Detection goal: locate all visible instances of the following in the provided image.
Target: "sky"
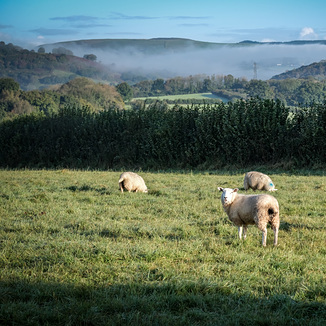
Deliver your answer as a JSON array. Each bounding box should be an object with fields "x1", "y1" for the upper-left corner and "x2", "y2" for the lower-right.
[{"x1": 1, "y1": 0, "x2": 326, "y2": 49}]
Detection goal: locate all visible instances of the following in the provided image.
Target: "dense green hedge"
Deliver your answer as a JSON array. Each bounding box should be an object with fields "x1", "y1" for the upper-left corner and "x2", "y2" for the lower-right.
[{"x1": 1, "y1": 98, "x2": 326, "y2": 169}]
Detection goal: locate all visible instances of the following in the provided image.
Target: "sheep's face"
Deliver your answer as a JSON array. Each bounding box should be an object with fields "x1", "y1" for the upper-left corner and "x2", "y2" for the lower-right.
[
  {"x1": 218, "y1": 187, "x2": 238, "y2": 206},
  {"x1": 269, "y1": 183, "x2": 277, "y2": 191}
]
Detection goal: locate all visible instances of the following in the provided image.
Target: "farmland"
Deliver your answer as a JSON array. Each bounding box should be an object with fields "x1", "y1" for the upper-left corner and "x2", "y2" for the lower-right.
[
  {"x1": 133, "y1": 92, "x2": 228, "y2": 102},
  {"x1": 1, "y1": 169, "x2": 325, "y2": 325}
]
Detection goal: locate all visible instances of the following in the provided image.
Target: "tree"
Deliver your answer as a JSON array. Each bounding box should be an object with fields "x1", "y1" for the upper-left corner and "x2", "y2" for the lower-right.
[
  {"x1": 52, "y1": 47, "x2": 73, "y2": 56},
  {"x1": 83, "y1": 54, "x2": 97, "y2": 61},
  {"x1": 151, "y1": 79, "x2": 165, "y2": 95},
  {"x1": 202, "y1": 78, "x2": 213, "y2": 92},
  {"x1": 0, "y1": 78, "x2": 20, "y2": 92},
  {"x1": 246, "y1": 80, "x2": 274, "y2": 98},
  {"x1": 116, "y1": 82, "x2": 133, "y2": 102},
  {"x1": 37, "y1": 47, "x2": 45, "y2": 54}
]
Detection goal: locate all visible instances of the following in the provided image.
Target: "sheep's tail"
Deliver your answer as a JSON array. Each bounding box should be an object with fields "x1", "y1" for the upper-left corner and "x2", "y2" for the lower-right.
[
  {"x1": 118, "y1": 176, "x2": 124, "y2": 183},
  {"x1": 267, "y1": 206, "x2": 279, "y2": 224}
]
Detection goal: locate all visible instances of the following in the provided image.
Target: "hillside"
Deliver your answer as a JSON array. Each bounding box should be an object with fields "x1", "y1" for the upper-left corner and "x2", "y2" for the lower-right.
[
  {"x1": 271, "y1": 60, "x2": 326, "y2": 80},
  {"x1": 40, "y1": 38, "x2": 229, "y2": 55},
  {"x1": 0, "y1": 41, "x2": 121, "y2": 90}
]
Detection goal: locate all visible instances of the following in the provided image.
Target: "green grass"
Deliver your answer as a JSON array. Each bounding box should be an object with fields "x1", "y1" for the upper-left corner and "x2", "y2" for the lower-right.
[
  {"x1": 1, "y1": 169, "x2": 326, "y2": 325},
  {"x1": 133, "y1": 92, "x2": 226, "y2": 101}
]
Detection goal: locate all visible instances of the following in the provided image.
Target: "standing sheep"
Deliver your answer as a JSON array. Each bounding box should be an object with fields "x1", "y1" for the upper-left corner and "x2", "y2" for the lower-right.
[
  {"x1": 217, "y1": 187, "x2": 280, "y2": 246},
  {"x1": 119, "y1": 172, "x2": 148, "y2": 193},
  {"x1": 244, "y1": 171, "x2": 277, "y2": 192}
]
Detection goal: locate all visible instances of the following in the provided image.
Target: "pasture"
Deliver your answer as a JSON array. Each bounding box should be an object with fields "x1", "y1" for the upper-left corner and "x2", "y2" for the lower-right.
[
  {"x1": 133, "y1": 92, "x2": 227, "y2": 102},
  {"x1": 1, "y1": 169, "x2": 326, "y2": 325}
]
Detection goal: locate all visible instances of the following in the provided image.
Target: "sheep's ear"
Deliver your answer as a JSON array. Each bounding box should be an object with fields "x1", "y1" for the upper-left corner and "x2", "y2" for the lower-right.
[
  {"x1": 233, "y1": 188, "x2": 239, "y2": 193},
  {"x1": 217, "y1": 187, "x2": 224, "y2": 192}
]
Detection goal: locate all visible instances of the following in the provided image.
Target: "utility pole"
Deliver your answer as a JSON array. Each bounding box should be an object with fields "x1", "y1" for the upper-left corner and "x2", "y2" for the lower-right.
[{"x1": 253, "y1": 62, "x2": 257, "y2": 80}]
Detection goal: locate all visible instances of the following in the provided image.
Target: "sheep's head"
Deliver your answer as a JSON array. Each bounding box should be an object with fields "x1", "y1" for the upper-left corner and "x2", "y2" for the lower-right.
[
  {"x1": 218, "y1": 187, "x2": 238, "y2": 206},
  {"x1": 269, "y1": 183, "x2": 277, "y2": 191}
]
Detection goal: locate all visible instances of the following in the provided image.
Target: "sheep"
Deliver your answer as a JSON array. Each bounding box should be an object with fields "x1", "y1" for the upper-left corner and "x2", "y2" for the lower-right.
[
  {"x1": 217, "y1": 187, "x2": 280, "y2": 246},
  {"x1": 244, "y1": 171, "x2": 277, "y2": 192},
  {"x1": 118, "y1": 172, "x2": 148, "y2": 193}
]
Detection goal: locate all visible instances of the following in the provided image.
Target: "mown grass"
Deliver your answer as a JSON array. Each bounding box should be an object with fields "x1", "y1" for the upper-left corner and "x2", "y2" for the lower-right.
[
  {"x1": 0, "y1": 169, "x2": 325, "y2": 325},
  {"x1": 133, "y1": 92, "x2": 226, "y2": 101}
]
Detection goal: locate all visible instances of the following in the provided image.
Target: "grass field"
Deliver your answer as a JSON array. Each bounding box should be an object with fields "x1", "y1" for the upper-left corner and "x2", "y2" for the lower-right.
[
  {"x1": 1, "y1": 169, "x2": 326, "y2": 325},
  {"x1": 133, "y1": 92, "x2": 228, "y2": 102}
]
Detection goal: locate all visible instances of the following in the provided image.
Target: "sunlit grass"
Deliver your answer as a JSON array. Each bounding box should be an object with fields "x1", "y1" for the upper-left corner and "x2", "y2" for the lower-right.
[{"x1": 0, "y1": 169, "x2": 325, "y2": 325}]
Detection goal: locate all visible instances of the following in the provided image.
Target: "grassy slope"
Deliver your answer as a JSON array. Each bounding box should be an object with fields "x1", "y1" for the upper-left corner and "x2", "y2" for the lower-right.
[{"x1": 0, "y1": 170, "x2": 325, "y2": 325}]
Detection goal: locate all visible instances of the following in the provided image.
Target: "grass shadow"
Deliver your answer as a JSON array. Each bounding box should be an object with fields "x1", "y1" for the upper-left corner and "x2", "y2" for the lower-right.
[
  {"x1": 66, "y1": 184, "x2": 111, "y2": 195},
  {"x1": 1, "y1": 280, "x2": 325, "y2": 325}
]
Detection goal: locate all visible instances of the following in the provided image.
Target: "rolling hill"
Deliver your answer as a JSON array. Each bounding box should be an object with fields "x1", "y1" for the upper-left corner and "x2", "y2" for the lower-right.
[
  {"x1": 0, "y1": 41, "x2": 121, "y2": 90},
  {"x1": 271, "y1": 60, "x2": 326, "y2": 80}
]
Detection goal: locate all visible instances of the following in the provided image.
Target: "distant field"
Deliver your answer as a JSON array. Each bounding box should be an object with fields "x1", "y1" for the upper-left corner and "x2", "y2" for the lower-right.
[
  {"x1": 1, "y1": 169, "x2": 326, "y2": 325},
  {"x1": 133, "y1": 92, "x2": 228, "y2": 102}
]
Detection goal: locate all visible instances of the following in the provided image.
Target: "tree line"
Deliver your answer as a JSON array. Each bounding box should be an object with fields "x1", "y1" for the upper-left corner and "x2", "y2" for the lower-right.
[
  {"x1": 131, "y1": 74, "x2": 326, "y2": 106},
  {"x1": 1, "y1": 98, "x2": 325, "y2": 170}
]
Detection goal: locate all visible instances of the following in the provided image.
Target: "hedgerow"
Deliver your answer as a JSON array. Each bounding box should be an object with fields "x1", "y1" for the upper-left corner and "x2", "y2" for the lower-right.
[{"x1": 1, "y1": 98, "x2": 325, "y2": 169}]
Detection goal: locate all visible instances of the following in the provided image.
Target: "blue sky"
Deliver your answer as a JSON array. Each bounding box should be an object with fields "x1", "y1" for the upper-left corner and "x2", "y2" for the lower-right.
[{"x1": 1, "y1": 0, "x2": 326, "y2": 48}]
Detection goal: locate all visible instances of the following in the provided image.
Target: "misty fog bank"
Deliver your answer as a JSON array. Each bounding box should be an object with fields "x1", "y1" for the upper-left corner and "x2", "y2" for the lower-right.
[{"x1": 43, "y1": 42, "x2": 326, "y2": 80}]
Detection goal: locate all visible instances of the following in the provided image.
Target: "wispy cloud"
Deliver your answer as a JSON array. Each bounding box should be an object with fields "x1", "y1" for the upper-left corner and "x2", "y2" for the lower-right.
[
  {"x1": 0, "y1": 24, "x2": 13, "y2": 29},
  {"x1": 50, "y1": 15, "x2": 100, "y2": 22},
  {"x1": 30, "y1": 28, "x2": 79, "y2": 36},
  {"x1": 49, "y1": 15, "x2": 111, "y2": 29},
  {"x1": 105, "y1": 32, "x2": 143, "y2": 36},
  {"x1": 73, "y1": 23, "x2": 112, "y2": 29},
  {"x1": 169, "y1": 16, "x2": 211, "y2": 20},
  {"x1": 109, "y1": 12, "x2": 158, "y2": 20},
  {"x1": 178, "y1": 23, "x2": 210, "y2": 27}
]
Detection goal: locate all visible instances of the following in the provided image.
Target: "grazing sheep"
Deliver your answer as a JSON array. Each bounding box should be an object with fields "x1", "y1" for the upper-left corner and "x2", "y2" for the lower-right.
[
  {"x1": 119, "y1": 172, "x2": 148, "y2": 193},
  {"x1": 244, "y1": 171, "x2": 277, "y2": 192},
  {"x1": 217, "y1": 187, "x2": 280, "y2": 246}
]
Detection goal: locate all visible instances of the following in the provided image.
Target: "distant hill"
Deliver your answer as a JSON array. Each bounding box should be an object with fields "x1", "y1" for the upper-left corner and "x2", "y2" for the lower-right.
[
  {"x1": 0, "y1": 41, "x2": 121, "y2": 90},
  {"x1": 270, "y1": 60, "x2": 326, "y2": 80},
  {"x1": 43, "y1": 38, "x2": 326, "y2": 54},
  {"x1": 40, "y1": 38, "x2": 229, "y2": 55}
]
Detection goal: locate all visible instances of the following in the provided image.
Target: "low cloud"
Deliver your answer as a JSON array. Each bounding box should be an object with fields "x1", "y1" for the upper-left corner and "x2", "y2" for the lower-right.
[{"x1": 54, "y1": 41, "x2": 326, "y2": 81}]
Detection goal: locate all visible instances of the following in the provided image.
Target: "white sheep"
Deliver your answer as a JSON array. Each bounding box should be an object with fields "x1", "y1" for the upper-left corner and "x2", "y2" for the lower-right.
[
  {"x1": 217, "y1": 187, "x2": 280, "y2": 246},
  {"x1": 118, "y1": 172, "x2": 148, "y2": 193},
  {"x1": 244, "y1": 171, "x2": 277, "y2": 192}
]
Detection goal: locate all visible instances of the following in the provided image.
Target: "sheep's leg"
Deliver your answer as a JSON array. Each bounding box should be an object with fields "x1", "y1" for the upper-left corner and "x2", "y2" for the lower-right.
[
  {"x1": 119, "y1": 182, "x2": 124, "y2": 193},
  {"x1": 262, "y1": 228, "x2": 267, "y2": 247},
  {"x1": 243, "y1": 226, "x2": 247, "y2": 239},
  {"x1": 238, "y1": 226, "x2": 243, "y2": 239},
  {"x1": 273, "y1": 227, "x2": 279, "y2": 246}
]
